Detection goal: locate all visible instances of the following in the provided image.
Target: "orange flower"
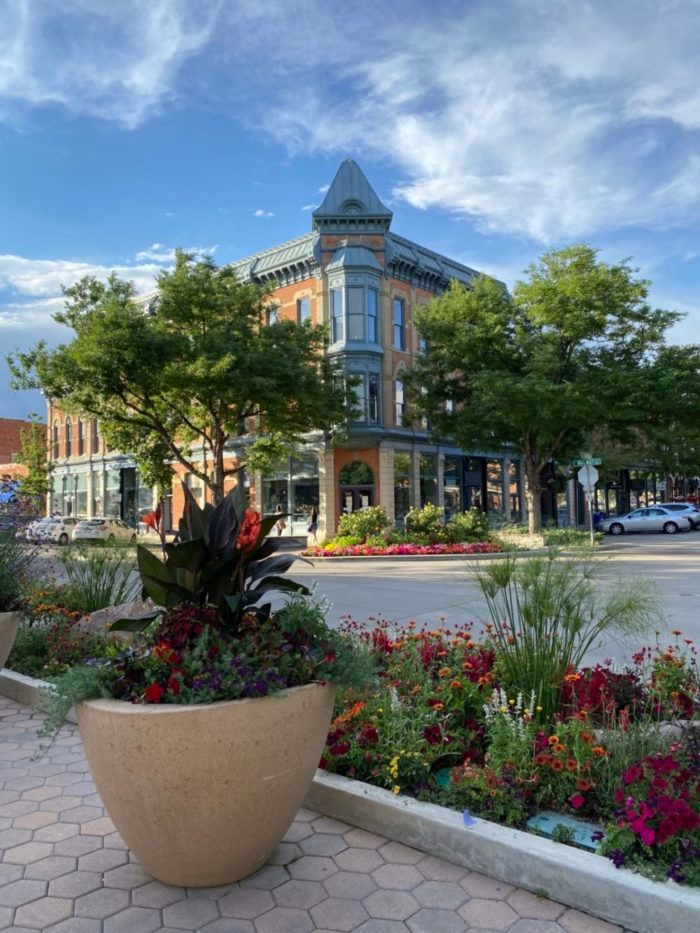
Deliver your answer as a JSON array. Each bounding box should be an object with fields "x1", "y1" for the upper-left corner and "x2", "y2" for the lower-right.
[
  {"x1": 548, "y1": 735, "x2": 559, "y2": 746},
  {"x1": 438, "y1": 667, "x2": 451, "y2": 678},
  {"x1": 576, "y1": 778, "x2": 592, "y2": 791},
  {"x1": 580, "y1": 732, "x2": 593, "y2": 743},
  {"x1": 450, "y1": 680, "x2": 461, "y2": 689},
  {"x1": 564, "y1": 672, "x2": 582, "y2": 683},
  {"x1": 592, "y1": 746, "x2": 607, "y2": 758},
  {"x1": 551, "y1": 760, "x2": 564, "y2": 772},
  {"x1": 566, "y1": 758, "x2": 577, "y2": 772},
  {"x1": 236, "y1": 508, "x2": 262, "y2": 552}
]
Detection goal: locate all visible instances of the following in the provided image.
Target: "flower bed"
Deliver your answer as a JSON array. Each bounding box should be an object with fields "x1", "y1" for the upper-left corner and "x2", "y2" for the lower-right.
[
  {"x1": 321, "y1": 616, "x2": 700, "y2": 886},
  {"x1": 305, "y1": 540, "x2": 500, "y2": 557}
]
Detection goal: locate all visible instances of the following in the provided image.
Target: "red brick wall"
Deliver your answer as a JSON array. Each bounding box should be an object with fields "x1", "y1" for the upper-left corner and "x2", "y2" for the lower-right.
[{"x1": 0, "y1": 418, "x2": 35, "y2": 463}]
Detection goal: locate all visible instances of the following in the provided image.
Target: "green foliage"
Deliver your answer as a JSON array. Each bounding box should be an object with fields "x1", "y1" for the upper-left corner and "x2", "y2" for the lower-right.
[
  {"x1": 15, "y1": 414, "x2": 51, "y2": 499},
  {"x1": 337, "y1": 506, "x2": 390, "y2": 540},
  {"x1": 551, "y1": 824, "x2": 576, "y2": 845},
  {"x1": 542, "y1": 528, "x2": 603, "y2": 546},
  {"x1": 447, "y1": 508, "x2": 491, "y2": 542},
  {"x1": 8, "y1": 254, "x2": 349, "y2": 503},
  {"x1": 408, "y1": 245, "x2": 693, "y2": 530},
  {"x1": 8, "y1": 617, "x2": 117, "y2": 679},
  {"x1": 113, "y1": 483, "x2": 309, "y2": 633},
  {"x1": 405, "y1": 503, "x2": 444, "y2": 537},
  {"x1": 37, "y1": 664, "x2": 105, "y2": 743},
  {"x1": 476, "y1": 553, "x2": 659, "y2": 717},
  {"x1": 0, "y1": 532, "x2": 36, "y2": 612},
  {"x1": 59, "y1": 545, "x2": 140, "y2": 614},
  {"x1": 321, "y1": 535, "x2": 363, "y2": 550}
]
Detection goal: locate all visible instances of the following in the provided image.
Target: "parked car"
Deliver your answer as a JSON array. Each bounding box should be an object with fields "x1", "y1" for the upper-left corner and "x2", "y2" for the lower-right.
[
  {"x1": 24, "y1": 518, "x2": 55, "y2": 543},
  {"x1": 71, "y1": 518, "x2": 137, "y2": 545},
  {"x1": 35, "y1": 517, "x2": 80, "y2": 545},
  {"x1": 658, "y1": 502, "x2": 700, "y2": 529},
  {"x1": 599, "y1": 507, "x2": 692, "y2": 535}
]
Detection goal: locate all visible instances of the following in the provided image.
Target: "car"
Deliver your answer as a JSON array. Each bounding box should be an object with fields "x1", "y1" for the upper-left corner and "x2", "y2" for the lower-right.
[
  {"x1": 658, "y1": 502, "x2": 700, "y2": 529},
  {"x1": 25, "y1": 518, "x2": 55, "y2": 543},
  {"x1": 599, "y1": 507, "x2": 692, "y2": 536},
  {"x1": 35, "y1": 517, "x2": 80, "y2": 545},
  {"x1": 71, "y1": 518, "x2": 137, "y2": 545}
]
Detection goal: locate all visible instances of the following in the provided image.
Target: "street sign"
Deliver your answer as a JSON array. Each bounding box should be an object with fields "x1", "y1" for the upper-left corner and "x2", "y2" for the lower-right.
[
  {"x1": 572, "y1": 457, "x2": 602, "y2": 467},
  {"x1": 577, "y1": 465, "x2": 599, "y2": 492}
]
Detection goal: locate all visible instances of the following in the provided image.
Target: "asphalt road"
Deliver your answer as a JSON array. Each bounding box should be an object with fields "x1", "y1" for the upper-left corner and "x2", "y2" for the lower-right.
[{"x1": 293, "y1": 533, "x2": 700, "y2": 667}]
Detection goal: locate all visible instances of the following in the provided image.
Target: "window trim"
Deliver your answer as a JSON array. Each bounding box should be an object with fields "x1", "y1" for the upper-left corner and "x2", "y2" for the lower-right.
[{"x1": 296, "y1": 297, "x2": 311, "y2": 324}]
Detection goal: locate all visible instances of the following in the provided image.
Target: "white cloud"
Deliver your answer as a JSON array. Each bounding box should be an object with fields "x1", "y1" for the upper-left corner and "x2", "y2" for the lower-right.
[
  {"x1": 253, "y1": 209, "x2": 275, "y2": 218},
  {"x1": 164, "y1": 211, "x2": 175, "y2": 218},
  {"x1": 301, "y1": 203, "x2": 317, "y2": 211},
  {"x1": 318, "y1": 184, "x2": 329, "y2": 194},
  {"x1": 0, "y1": 0, "x2": 221, "y2": 129}
]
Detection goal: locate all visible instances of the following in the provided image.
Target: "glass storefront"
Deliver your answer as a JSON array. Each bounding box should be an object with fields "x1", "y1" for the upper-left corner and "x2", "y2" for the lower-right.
[
  {"x1": 92, "y1": 470, "x2": 103, "y2": 516},
  {"x1": 393, "y1": 452, "x2": 411, "y2": 526},
  {"x1": 261, "y1": 455, "x2": 319, "y2": 534},
  {"x1": 75, "y1": 474, "x2": 88, "y2": 517},
  {"x1": 419, "y1": 454, "x2": 438, "y2": 507},
  {"x1": 52, "y1": 474, "x2": 63, "y2": 514},
  {"x1": 443, "y1": 455, "x2": 462, "y2": 517},
  {"x1": 508, "y1": 461, "x2": 521, "y2": 522},
  {"x1": 104, "y1": 470, "x2": 121, "y2": 517},
  {"x1": 486, "y1": 460, "x2": 503, "y2": 513}
]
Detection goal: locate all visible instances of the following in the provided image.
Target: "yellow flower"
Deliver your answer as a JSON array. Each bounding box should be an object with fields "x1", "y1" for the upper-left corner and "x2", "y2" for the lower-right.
[{"x1": 392, "y1": 785, "x2": 401, "y2": 795}]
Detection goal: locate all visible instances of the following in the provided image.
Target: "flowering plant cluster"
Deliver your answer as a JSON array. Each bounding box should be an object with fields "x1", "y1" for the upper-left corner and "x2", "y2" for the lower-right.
[
  {"x1": 601, "y1": 737, "x2": 700, "y2": 884},
  {"x1": 306, "y1": 541, "x2": 500, "y2": 558}
]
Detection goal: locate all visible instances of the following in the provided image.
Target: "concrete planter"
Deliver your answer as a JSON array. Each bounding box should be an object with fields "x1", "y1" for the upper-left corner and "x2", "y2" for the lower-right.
[
  {"x1": 0, "y1": 610, "x2": 21, "y2": 669},
  {"x1": 77, "y1": 682, "x2": 336, "y2": 887}
]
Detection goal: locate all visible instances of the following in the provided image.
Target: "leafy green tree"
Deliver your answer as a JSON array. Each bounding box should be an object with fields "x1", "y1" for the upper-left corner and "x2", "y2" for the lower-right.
[
  {"x1": 8, "y1": 252, "x2": 349, "y2": 504},
  {"x1": 408, "y1": 244, "x2": 697, "y2": 531},
  {"x1": 16, "y1": 414, "x2": 51, "y2": 499}
]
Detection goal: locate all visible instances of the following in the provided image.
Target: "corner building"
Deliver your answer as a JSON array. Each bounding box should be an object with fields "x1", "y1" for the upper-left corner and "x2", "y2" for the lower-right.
[{"x1": 48, "y1": 160, "x2": 522, "y2": 537}]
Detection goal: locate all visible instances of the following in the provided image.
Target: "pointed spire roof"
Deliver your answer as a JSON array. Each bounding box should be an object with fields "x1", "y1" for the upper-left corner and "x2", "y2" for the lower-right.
[{"x1": 313, "y1": 160, "x2": 392, "y2": 232}]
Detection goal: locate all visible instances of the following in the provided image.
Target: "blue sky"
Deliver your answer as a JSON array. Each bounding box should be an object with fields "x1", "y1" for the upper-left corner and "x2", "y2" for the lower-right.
[{"x1": 1, "y1": 0, "x2": 699, "y2": 419}]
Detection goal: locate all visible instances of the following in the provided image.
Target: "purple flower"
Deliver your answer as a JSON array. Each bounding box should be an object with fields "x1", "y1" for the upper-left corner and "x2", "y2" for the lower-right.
[
  {"x1": 608, "y1": 849, "x2": 626, "y2": 869},
  {"x1": 591, "y1": 830, "x2": 604, "y2": 843}
]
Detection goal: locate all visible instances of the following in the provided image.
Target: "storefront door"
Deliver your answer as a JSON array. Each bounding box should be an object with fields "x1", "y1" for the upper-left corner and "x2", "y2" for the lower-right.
[{"x1": 340, "y1": 486, "x2": 374, "y2": 514}]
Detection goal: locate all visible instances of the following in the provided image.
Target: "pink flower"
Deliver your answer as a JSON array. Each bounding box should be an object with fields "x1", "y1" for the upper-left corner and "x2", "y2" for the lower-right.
[{"x1": 569, "y1": 794, "x2": 585, "y2": 809}]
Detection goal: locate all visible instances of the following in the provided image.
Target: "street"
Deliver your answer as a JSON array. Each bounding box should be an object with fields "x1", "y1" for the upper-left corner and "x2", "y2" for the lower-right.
[{"x1": 293, "y1": 535, "x2": 700, "y2": 667}]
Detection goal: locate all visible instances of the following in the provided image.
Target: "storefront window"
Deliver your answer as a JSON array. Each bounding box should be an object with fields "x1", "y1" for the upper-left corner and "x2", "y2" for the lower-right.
[
  {"x1": 52, "y1": 473, "x2": 64, "y2": 514},
  {"x1": 444, "y1": 455, "x2": 462, "y2": 518},
  {"x1": 464, "y1": 458, "x2": 484, "y2": 511},
  {"x1": 104, "y1": 470, "x2": 121, "y2": 517},
  {"x1": 261, "y1": 456, "x2": 319, "y2": 533},
  {"x1": 487, "y1": 460, "x2": 503, "y2": 513},
  {"x1": 508, "y1": 461, "x2": 521, "y2": 522},
  {"x1": 394, "y1": 452, "x2": 411, "y2": 526},
  {"x1": 75, "y1": 473, "x2": 88, "y2": 517},
  {"x1": 420, "y1": 453, "x2": 438, "y2": 507},
  {"x1": 92, "y1": 470, "x2": 103, "y2": 516}
]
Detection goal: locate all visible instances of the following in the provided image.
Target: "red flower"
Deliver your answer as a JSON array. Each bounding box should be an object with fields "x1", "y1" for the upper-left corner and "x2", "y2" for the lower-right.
[
  {"x1": 423, "y1": 724, "x2": 443, "y2": 745},
  {"x1": 144, "y1": 683, "x2": 165, "y2": 703},
  {"x1": 358, "y1": 723, "x2": 379, "y2": 746},
  {"x1": 329, "y1": 742, "x2": 351, "y2": 756},
  {"x1": 569, "y1": 794, "x2": 585, "y2": 809},
  {"x1": 237, "y1": 509, "x2": 262, "y2": 552}
]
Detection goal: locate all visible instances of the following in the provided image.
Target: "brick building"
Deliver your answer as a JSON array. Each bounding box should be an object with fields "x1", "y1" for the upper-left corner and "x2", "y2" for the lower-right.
[
  {"x1": 47, "y1": 161, "x2": 522, "y2": 537},
  {"x1": 0, "y1": 418, "x2": 34, "y2": 480}
]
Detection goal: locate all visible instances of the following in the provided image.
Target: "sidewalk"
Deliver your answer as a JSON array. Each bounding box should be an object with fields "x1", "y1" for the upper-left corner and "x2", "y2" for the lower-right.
[{"x1": 0, "y1": 696, "x2": 625, "y2": 932}]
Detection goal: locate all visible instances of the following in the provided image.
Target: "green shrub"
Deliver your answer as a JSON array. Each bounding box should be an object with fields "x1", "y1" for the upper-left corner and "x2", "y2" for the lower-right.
[
  {"x1": 8, "y1": 617, "x2": 117, "y2": 679},
  {"x1": 337, "y1": 506, "x2": 390, "y2": 540},
  {"x1": 322, "y1": 535, "x2": 363, "y2": 550},
  {"x1": 59, "y1": 545, "x2": 140, "y2": 614},
  {"x1": 0, "y1": 532, "x2": 36, "y2": 612},
  {"x1": 404, "y1": 503, "x2": 445, "y2": 538},
  {"x1": 542, "y1": 528, "x2": 603, "y2": 546},
  {"x1": 447, "y1": 508, "x2": 490, "y2": 542}
]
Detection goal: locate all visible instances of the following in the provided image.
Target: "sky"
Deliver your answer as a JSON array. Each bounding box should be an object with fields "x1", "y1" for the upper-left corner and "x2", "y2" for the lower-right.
[{"x1": 1, "y1": 0, "x2": 699, "y2": 420}]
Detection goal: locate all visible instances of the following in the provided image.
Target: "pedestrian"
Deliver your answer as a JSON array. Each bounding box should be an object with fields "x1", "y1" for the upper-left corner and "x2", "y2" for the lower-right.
[
  {"x1": 275, "y1": 504, "x2": 287, "y2": 536},
  {"x1": 307, "y1": 506, "x2": 318, "y2": 543}
]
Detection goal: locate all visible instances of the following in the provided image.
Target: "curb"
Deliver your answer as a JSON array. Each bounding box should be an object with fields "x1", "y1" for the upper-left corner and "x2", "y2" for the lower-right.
[
  {"x1": 3, "y1": 669, "x2": 698, "y2": 932},
  {"x1": 306, "y1": 772, "x2": 700, "y2": 933}
]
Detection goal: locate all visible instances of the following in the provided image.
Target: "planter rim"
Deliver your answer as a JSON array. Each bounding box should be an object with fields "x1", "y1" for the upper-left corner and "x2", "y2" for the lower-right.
[{"x1": 78, "y1": 680, "x2": 329, "y2": 717}]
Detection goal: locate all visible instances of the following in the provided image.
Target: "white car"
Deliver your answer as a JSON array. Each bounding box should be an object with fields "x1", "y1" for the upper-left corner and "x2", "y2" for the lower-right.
[
  {"x1": 72, "y1": 518, "x2": 137, "y2": 545},
  {"x1": 25, "y1": 518, "x2": 56, "y2": 543},
  {"x1": 36, "y1": 517, "x2": 80, "y2": 545}
]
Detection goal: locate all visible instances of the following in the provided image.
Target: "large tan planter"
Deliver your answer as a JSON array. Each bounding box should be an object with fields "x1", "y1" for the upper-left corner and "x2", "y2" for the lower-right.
[
  {"x1": 0, "y1": 610, "x2": 21, "y2": 669},
  {"x1": 77, "y1": 682, "x2": 336, "y2": 886}
]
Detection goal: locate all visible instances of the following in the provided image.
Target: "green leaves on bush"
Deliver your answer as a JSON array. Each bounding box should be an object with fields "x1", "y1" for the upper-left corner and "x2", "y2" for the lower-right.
[
  {"x1": 405, "y1": 503, "x2": 444, "y2": 537},
  {"x1": 59, "y1": 546, "x2": 140, "y2": 614},
  {"x1": 0, "y1": 532, "x2": 36, "y2": 612},
  {"x1": 337, "y1": 506, "x2": 390, "y2": 540}
]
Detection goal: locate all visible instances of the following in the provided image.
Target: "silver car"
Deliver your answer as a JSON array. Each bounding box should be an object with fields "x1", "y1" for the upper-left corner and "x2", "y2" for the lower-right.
[
  {"x1": 658, "y1": 502, "x2": 700, "y2": 529},
  {"x1": 600, "y1": 507, "x2": 692, "y2": 536}
]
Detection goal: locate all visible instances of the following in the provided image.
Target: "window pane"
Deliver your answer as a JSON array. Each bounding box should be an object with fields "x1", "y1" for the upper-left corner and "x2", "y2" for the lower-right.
[
  {"x1": 394, "y1": 452, "x2": 411, "y2": 525},
  {"x1": 352, "y1": 376, "x2": 366, "y2": 422},
  {"x1": 331, "y1": 289, "x2": 344, "y2": 341},
  {"x1": 266, "y1": 306, "x2": 278, "y2": 325},
  {"x1": 368, "y1": 374, "x2": 379, "y2": 424},
  {"x1": 444, "y1": 455, "x2": 462, "y2": 518},
  {"x1": 297, "y1": 297, "x2": 311, "y2": 323},
  {"x1": 347, "y1": 287, "x2": 364, "y2": 340},
  {"x1": 395, "y1": 378, "x2": 405, "y2": 425},
  {"x1": 367, "y1": 288, "x2": 378, "y2": 342},
  {"x1": 393, "y1": 298, "x2": 405, "y2": 349},
  {"x1": 420, "y1": 454, "x2": 438, "y2": 507}
]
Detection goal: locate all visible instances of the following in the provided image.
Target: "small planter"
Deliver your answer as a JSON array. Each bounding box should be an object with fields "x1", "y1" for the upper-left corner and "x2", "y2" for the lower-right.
[
  {"x1": 0, "y1": 610, "x2": 21, "y2": 669},
  {"x1": 77, "y1": 682, "x2": 336, "y2": 887}
]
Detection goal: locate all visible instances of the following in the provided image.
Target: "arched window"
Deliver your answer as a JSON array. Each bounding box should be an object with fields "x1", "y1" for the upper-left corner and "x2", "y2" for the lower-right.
[
  {"x1": 77, "y1": 420, "x2": 85, "y2": 456},
  {"x1": 339, "y1": 461, "x2": 374, "y2": 486},
  {"x1": 65, "y1": 419, "x2": 72, "y2": 457},
  {"x1": 52, "y1": 420, "x2": 60, "y2": 460}
]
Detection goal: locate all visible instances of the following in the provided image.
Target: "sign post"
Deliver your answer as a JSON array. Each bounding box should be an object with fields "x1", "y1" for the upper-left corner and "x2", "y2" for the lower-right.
[{"x1": 577, "y1": 463, "x2": 600, "y2": 545}]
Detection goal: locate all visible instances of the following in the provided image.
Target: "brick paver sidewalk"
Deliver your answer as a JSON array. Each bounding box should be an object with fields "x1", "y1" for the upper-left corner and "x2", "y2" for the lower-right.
[{"x1": 0, "y1": 695, "x2": 623, "y2": 933}]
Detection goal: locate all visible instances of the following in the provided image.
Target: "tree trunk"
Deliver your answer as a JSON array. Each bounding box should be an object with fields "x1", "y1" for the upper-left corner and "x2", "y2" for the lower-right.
[
  {"x1": 523, "y1": 461, "x2": 543, "y2": 533},
  {"x1": 212, "y1": 433, "x2": 225, "y2": 505}
]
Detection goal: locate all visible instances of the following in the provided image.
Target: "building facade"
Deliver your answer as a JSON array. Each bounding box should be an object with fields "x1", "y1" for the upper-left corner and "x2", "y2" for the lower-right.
[{"x1": 47, "y1": 160, "x2": 523, "y2": 537}]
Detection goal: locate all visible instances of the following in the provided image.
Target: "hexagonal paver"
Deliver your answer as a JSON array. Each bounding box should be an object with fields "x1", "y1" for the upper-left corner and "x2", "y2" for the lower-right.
[
  {"x1": 416, "y1": 855, "x2": 466, "y2": 883},
  {"x1": 0, "y1": 827, "x2": 32, "y2": 848},
  {"x1": 324, "y1": 870, "x2": 378, "y2": 900},
  {"x1": 103, "y1": 906, "x2": 162, "y2": 933},
  {"x1": 14, "y1": 895, "x2": 74, "y2": 928},
  {"x1": 283, "y1": 822, "x2": 314, "y2": 842},
  {"x1": 13, "y1": 810, "x2": 58, "y2": 830},
  {"x1": 132, "y1": 881, "x2": 186, "y2": 908},
  {"x1": 510, "y1": 921, "x2": 568, "y2": 933},
  {"x1": 311, "y1": 895, "x2": 369, "y2": 931},
  {"x1": 75, "y1": 887, "x2": 130, "y2": 918},
  {"x1": 0, "y1": 879, "x2": 48, "y2": 907},
  {"x1": 267, "y1": 842, "x2": 302, "y2": 865},
  {"x1": 162, "y1": 896, "x2": 220, "y2": 929},
  {"x1": 355, "y1": 921, "x2": 413, "y2": 933},
  {"x1": 363, "y1": 888, "x2": 420, "y2": 921},
  {"x1": 219, "y1": 885, "x2": 276, "y2": 918},
  {"x1": 460, "y1": 871, "x2": 515, "y2": 899},
  {"x1": 379, "y1": 841, "x2": 424, "y2": 864},
  {"x1": 239, "y1": 864, "x2": 289, "y2": 889},
  {"x1": 80, "y1": 817, "x2": 116, "y2": 836},
  {"x1": 299, "y1": 833, "x2": 348, "y2": 857},
  {"x1": 48, "y1": 871, "x2": 104, "y2": 899},
  {"x1": 413, "y1": 880, "x2": 467, "y2": 910},
  {"x1": 103, "y1": 862, "x2": 151, "y2": 889},
  {"x1": 255, "y1": 906, "x2": 314, "y2": 933},
  {"x1": 59, "y1": 806, "x2": 103, "y2": 824},
  {"x1": 41, "y1": 796, "x2": 83, "y2": 813},
  {"x1": 560, "y1": 909, "x2": 622, "y2": 932},
  {"x1": 54, "y1": 833, "x2": 101, "y2": 856},
  {"x1": 458, "y1": 898, "x2": 519, "y2": 930},
  {"x1": 274, "y1": 879, "x2": 326, "y2": 909},
  {"x1": 335, "y1": 847, "x2": 384, "y2": 873},
  {"x1": 344, "y1": 828, "x2": 385, "y2": 849},
  {"x1": 35, "y1": 823, "x2": 81, "y2": 844},
  {"x1": 407, "y1": 907, "x2": 467, "y2": 933},
  {"x1": 77, "y1": 849, "x2": 129, "y2": 874},
  {"x1": 23, "y1": 857, "x2": 76, "y2": 883},
  {"x1": 288, "y1": 855, "x2": 338, "y2": 882},
  {"x1": 371, "y1": 863, "x2": 423, "y2": 891},
  {"x1": 4, "y1": 841, "x2": 55, "y2": 864},
  {"x1": 200, "y1": 920, "x2": 256, "y2": 933},
  {"x1": 507, "y1": 889, "x2": 566, "y2": 921}
]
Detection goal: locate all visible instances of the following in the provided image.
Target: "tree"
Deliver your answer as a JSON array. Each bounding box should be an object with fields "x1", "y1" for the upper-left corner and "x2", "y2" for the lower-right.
[
  {"x1": 16, "y1": 414, "x2": 51, "y2": 499},
  {"x1": 407, "y1": 244, "x2": 698, "y2": 531},
  {"x1": 8, "y1": 252, "x2": 350, "y2": 504}
]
